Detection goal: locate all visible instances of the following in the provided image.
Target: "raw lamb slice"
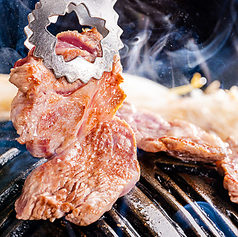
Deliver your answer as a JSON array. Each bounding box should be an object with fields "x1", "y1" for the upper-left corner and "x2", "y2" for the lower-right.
[
  {"x1": 216, "y1": 138, "x2": 238, "y2": 203},
  {"x1": 11, "y1": 29, "x2": 140, "y2": 225},
  {"x1": 117, "y1": 102, "x2": 229, "y2": 163}
]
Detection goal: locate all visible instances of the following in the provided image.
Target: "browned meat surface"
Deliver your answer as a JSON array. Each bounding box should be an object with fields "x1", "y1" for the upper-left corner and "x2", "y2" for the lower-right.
[
  {"x1": 10, "y1": 29, "x2": 120, "y2": 158},
  {"x1": 117, "y1": 102, "x2": 229, "y2": 163},
  {"x1": 216, "y1": 138, "x2": 238, "y2": 203},
  {"x1": 15, "y1": 118, "x2": 138, "y2": 226},
  {"x1": 11, "y1": 29, "x2": 139, "y2": 225},
  {"x1": 10, "y1": 57, "x2": 84, "y2": 157}
]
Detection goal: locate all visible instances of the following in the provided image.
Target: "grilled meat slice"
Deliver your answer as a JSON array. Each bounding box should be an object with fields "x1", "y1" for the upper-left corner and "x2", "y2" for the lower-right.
[
  {"x1": 55, "y1": 28, "x2": 103, "y2": 63},
  {"x1": 117, "y1": 102, "x2": 229, "y2": 163},
  {"x1": 11, "y1": 29, "x2": 139, "y2": 225},
  {"x1": 217, "y1": 138, "x2": 238, "y2": 203},
  {"x1": 10, "y1": 29, "x2": 122, "y2": 158},
  {"x1": 15, "y1": 118, "x2": 138, "y2": 226},
  {"x1": 10, "y1": 56, "x2": 84, "y2": 157}
]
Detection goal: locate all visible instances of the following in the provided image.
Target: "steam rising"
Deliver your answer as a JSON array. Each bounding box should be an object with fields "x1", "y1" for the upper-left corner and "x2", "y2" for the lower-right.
[
  {"x1": 1, "y1": 0, "x2": 238, "y2": 89},
  {"x1": 116, "y1": 0, "x2": 238, "y2": 89}
]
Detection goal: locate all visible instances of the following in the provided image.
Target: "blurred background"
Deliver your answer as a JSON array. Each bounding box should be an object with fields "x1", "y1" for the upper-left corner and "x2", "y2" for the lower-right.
[{"x1": 1, "y1": 0, "x2": 238, "y2": 89}]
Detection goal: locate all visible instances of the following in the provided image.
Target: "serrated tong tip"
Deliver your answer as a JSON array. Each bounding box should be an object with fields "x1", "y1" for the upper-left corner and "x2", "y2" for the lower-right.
[{"x1": 24, "y1": 0, "x2": 123, "y2": 83}]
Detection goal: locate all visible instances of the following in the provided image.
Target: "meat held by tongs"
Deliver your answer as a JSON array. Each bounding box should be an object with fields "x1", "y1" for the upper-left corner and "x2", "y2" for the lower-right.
[{"x1": 10, "y1": 0, "x2": 139, "y2": 226}]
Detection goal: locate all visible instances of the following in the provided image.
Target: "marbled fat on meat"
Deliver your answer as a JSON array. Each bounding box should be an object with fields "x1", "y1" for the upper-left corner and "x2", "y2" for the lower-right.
[{"x1": 11, "y1": 29, "x2": 140, "y2": 225}]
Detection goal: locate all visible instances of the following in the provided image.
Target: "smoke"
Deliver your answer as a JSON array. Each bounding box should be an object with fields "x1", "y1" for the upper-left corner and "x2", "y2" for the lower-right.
[{"x1": 115, "y1": 0, "x2": 238, "y2": 89}]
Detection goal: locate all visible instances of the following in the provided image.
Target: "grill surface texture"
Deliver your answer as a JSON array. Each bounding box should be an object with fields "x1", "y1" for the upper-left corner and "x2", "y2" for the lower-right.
[{"x1": 1, "y1": 121, "x2": 238, "y2": 236}]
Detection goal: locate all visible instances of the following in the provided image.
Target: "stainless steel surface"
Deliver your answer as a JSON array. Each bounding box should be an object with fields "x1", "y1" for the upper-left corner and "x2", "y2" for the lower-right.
[
  {"x1": 1, "y1": 121, "x2": 238, "y2": 236},
  {"x1": 24, "y1": 0, "x2": 123, "y2": 83}
]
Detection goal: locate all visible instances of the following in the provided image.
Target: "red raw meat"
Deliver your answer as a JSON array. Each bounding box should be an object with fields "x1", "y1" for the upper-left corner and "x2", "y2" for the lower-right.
[{"x1": 55, "y1": 28, "x2": 103, "y2": 62}]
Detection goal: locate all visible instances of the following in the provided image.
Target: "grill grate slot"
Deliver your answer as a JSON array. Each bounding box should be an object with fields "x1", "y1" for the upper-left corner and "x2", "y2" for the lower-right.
[
  {"x1": 114, "y1": 186, "x2": 183, "y2": 237},
  {"x1": 1, "y1": 121, "x2": 238, "y2": 236},
  {"x1": 138, "y1": 170, "x2": 208, "y2": 236},
  {"x1": 107, "y1": 208, "x2": 141, "y2": 237}
]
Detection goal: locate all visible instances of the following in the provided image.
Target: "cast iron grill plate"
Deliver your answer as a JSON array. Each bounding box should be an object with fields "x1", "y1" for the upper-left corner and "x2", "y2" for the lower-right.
[{"x1": 1, "y1": 121, "x2": 238, "y2": 236}]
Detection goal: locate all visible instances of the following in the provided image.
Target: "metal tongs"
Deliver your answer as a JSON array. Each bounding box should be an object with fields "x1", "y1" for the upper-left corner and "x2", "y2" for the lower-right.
[{"x1": 24, "y1": 0, "x2": 123, "y2": 83}]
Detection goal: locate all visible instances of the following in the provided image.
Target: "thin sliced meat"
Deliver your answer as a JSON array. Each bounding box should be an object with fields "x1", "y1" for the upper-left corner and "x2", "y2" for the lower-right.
[
  {"x1": 55, "y1": 28, "x2": 102, "y2": 62},
  {"x1": 11, "y1": 29, "x2": 139, "y2": 225},
  {"x1": 15, "y1": 117, "x2": 138, "y2": 226},
  {"x1": 117, "y1": 102, "x2": 229, "y2": 163},
  {"x1": 10, "y1": 29, "x2": 122, "y2": 158},
  {"x1": 10, "y1": 57, "x2": 84, "y2": 157},
  {"x1": 216, "y1": 138, "x2": 238, "y2": 203}
]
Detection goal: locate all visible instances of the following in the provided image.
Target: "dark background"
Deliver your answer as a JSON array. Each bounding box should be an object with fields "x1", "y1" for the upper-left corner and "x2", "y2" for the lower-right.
[{"x1": 0, "y1": 0, "x2": 237, "y2": 89}]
